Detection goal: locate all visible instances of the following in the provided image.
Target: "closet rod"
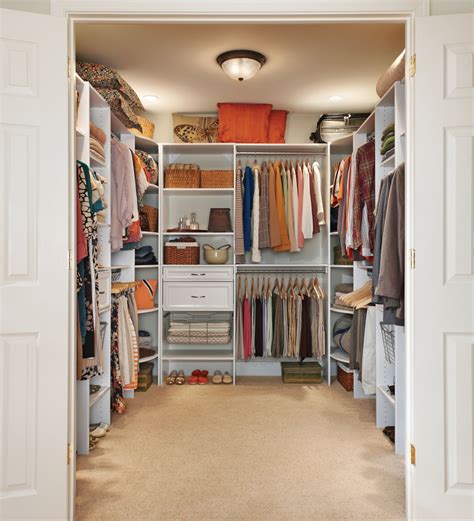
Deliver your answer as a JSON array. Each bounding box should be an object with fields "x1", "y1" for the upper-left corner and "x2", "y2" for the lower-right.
[
  {"x1": 236, "y1": 266, "x2": 327, "y2": 274},
  {"x1": 235, "y1": 152, "x2": 326, "y2": 156}
]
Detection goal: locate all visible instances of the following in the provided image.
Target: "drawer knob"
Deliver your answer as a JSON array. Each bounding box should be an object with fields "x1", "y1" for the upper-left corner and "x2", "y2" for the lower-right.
[
  {"x1": 191, "y1": 273, "x2": 206, "y2": 276},
  {"x1": 190, "y1": 295, "x2": 206, "y2": 299}
]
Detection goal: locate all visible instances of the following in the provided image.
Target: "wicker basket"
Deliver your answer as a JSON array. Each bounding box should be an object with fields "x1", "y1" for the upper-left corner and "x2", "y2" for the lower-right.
[
  {"x1": 164, "y1": 163, "x2": 200, "y2": 188},
  {"x1": 140, "y1": 205, "x2": 158, "y2": 232},
  {"x1": 200, "y1": 170, "x2": 233, "y2": 188},
  {"x1": 337, "y1": 363, "x2": 354, "y2": 391},
  {"x1": 281, "y1": 362, "x2": 322, "y2": 384},
  {"x1": 164, "y1": 239, "x2": 200, "y2": 265}
]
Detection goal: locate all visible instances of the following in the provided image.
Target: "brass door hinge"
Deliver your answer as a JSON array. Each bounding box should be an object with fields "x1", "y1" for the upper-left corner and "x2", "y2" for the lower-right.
[
  {"x1": 409, "y1": 249, "x2": 416, "y2": 269},
  {"x1": 410, "y1": 444, "x2": 416, "y2": 465},
  {"x1": 409, "y1": 54, "x2": 416, "y2": 77},
  {"x1": 67, "y1": 443, "x2": 72, "y2": 465}
]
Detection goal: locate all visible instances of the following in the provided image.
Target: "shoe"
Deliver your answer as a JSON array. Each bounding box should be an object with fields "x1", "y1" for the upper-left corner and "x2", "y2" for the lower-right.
[
  {"x1": 212, "y1": 371, "x2": 223, "y2": 384},
  {"x1": 222, "y1": 371, "x2": 233, "y2": 385},
  {"x1": 166, "y1": 370, "x2": 178, "y2": 385},
  {"x1": 383, "y1": 426, "x2": 395, "y2": 444},
  {"x1": 198, "y1": 374, "x2": 209, "y2": 385},
  {"x1": 90, "y1": 426, "x2": 107, "y2": 438},
  {"x1": 99, "y1": 422, "x2": 110, "y2": 432},
  {"x1": 191, "y1": 369, "x2": 201, "y2": 377},
  {"x1": 176, "y1": 370, "x2": 186, "y2": 385},
  {"x1": 187, "y1": 375, "x2": 199, "y2": 385}
]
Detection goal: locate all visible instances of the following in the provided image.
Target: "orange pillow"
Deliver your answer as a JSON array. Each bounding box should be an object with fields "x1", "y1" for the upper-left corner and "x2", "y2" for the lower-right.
[
  {"x1": 268, "y1": 110, "x2": 288, "y2": 143},
  {"x1": 135, "y1": 280, "x2": 158, "y2": 310},
  {"x1": 217, "y1": 103, "x2": 272, "y2": 143}
]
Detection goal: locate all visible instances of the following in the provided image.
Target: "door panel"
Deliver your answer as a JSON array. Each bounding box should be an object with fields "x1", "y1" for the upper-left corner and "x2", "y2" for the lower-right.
[
  {"x1": 414, "y1": 13, "x2": 474, "y2": 520},
  {"x1": 0, "y1": 8, "x2": 69, "y2": 520}
]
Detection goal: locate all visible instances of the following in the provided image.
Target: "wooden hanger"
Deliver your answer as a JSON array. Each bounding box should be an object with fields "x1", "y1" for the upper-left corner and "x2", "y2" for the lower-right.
[
  {"x1": 238, "y1": 159, "x2": 242, "y2": 169},
  {"x1": 263, "y1": 276, "x2": 267, "y2": 301}
]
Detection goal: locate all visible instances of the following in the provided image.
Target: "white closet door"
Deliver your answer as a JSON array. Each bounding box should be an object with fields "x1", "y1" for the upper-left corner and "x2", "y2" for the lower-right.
[
  {"x1": 0, "y1": 8, "x2": 69, "y2": 520},
  {"x1": 412, "y1": 13, "x2": 473, "y2": 520}
]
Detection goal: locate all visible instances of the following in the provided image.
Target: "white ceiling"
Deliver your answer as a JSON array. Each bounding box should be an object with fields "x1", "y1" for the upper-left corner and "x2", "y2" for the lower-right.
[{"x1": 75, "y1": 23, "x2": 405, "y2": 115}]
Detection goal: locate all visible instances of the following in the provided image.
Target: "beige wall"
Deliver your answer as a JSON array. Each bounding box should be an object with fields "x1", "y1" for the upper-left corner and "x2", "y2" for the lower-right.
[
  {"x1": 0, "y1": 0, "x2": 51, "y2": 13},
  {"x1": 148, "y1": 112, "x2": 320, "y2": 144}
]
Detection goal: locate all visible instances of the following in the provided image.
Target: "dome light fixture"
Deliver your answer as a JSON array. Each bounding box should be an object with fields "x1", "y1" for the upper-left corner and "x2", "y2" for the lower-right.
[
  {"x1": 216, "y1": 50, "x2": 266, "y2": 81},
  {"x1": 143, "y1": 94, "x2": 158, "y2": 102}
]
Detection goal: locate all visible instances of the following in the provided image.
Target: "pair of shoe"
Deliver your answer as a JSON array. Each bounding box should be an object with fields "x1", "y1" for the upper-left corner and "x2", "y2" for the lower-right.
[
  {"x1": 89, "y1": 422, "x2": 110, "y2": 450},
  {"x1": 165, "y1": 370, "x2": 186, "y2": 385},
  {"x1": 188, "y1": 369, "x2": 208, "y2": 385},
  {"x1": 211, "y1": 370, "x2": 233, "y2": 385}
]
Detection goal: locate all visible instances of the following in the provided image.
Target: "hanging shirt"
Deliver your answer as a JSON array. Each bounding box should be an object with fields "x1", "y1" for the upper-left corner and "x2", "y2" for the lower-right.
[
  {"x1": 251, "y1": 165, "x2": 261, "y2": 262},
  {"x1": 268, "y1": 162, "x2": 281, "y2": 247},
  {"x1": 258, "y1": 162, "x2": 271, "y2": 249},
  {"x1": 296, "y1": 163, "x2": 305, "y2": 249},
  {"x1": 286, "y1": 171, "x2": 298, "y2": 252},
  {"x1": 301, "y1": 163, "x2": 314, "y2": 239},
  {"x1": 273, "y1": 162, "x2": 290, "y2": 252},
  {"x1": 291, "y1": 166, "x2": 300, "y2": 252},
  {"x1": 312, "y1": 161, "x2": 325, "y2": 225},
  {"x1": 234, "y1": 166, "x2": 245, "y2": 256},
  {"x1": 242, "y1": 165, "x2": 254, "y2": 252}
]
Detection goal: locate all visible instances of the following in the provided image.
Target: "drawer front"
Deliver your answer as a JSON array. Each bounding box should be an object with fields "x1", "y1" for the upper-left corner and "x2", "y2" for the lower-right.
[
  {"x1": 163, "y1": 266, "x2": 233, "y2": 281},
  {"x1": 98, "y1": 269, "x2": 111, "y2": 312},
  {"x1": 163, "y1": 282, "x2": 233, "y2": 311}
]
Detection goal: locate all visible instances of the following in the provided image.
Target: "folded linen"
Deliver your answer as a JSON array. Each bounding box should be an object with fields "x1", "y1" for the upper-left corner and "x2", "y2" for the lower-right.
[{"x1": 90, "y1": 122, "x2": 107, "y2": 145}]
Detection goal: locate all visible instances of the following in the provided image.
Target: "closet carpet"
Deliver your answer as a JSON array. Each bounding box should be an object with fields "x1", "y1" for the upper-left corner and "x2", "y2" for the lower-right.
[{"x1": 76, "y1": 379, "x2": 405, "y2": 521}]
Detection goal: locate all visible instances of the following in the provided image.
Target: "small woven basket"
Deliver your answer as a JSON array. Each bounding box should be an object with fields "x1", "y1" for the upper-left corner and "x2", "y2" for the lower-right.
[
  {"x1": 200, "y1": 170, "x2": 233, "y2": 188},
  {"x1": 208, "y1": 208, "x2": 232, "y2": 232},
  {"x1": 140, "y1": 205, "x2": 158, "y2": 232},
  {"x1": 337, "y1": 363, "x2": 354, "y2": 392},
  {"x1": 164, "y1": 163, "x2": 200, "y2": 188},
  {"x1": 164, "y1": 239, "x2": 200, "y2": 265}
]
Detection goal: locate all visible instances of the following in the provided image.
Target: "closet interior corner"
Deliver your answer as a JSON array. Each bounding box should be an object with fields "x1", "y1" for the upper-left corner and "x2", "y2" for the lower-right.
[{"x1": 74, "y1": 21, "x2": 407, "y2": 459}]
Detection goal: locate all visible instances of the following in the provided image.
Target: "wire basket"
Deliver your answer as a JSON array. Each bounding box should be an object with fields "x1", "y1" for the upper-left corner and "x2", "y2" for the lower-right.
[
  {"x1": 380, "y1": 322, "x2": 395, "y2": 364},
  {"x1": 111, "y1": 268, "x2": 121, "y2": 282}
]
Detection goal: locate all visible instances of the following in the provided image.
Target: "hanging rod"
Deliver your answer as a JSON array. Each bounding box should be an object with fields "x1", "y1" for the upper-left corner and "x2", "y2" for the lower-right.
[
  {"x1": 236, "y1": 266, "x2": 327, "y2": 274},
  {"x1": 236, "y1": 152, "x2": 326, "y2": 156}
]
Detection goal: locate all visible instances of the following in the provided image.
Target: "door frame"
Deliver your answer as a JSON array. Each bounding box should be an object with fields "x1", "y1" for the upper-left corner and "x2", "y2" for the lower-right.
[{"x1": 58, "y1": 1, "x2": 426, "y2": 519}]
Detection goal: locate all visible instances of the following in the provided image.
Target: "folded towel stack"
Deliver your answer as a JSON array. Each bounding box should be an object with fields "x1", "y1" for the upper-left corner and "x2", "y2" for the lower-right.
[
  {"x1": 167, "y1": 320, "x2": 231, "y2": 344},
  {"x1": 90, "y1": 122, "x2": 107, "y2": 163},
  {"x1": 380, "y1": 123, "x2": 395, "y2": 161},
  {"x1": 135, "y1": 245, "x2": 158, "y2": 266}
]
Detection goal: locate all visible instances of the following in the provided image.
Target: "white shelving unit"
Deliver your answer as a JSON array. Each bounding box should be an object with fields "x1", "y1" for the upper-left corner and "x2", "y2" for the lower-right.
[
  {"x1": 75, "y1": 75, "x2": 112, "y2": 455},
  {"x1": 327, "y1": 81, "x2": 406, "y2": 454}
]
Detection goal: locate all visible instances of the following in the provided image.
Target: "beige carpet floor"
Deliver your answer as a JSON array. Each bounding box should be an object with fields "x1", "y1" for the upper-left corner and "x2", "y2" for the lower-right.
[{"x1": 76, "y1": 379, "x2": 405, "y2": 521}]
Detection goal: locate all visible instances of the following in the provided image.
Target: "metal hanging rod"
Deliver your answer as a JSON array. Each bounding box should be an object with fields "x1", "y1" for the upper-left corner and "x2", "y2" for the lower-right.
[
  {"x1": 236, "y1": 266, "x2": 327, "y2": 274},
  {"x1": 236, "y1": 152, "x2": 326, "y2": 156}
]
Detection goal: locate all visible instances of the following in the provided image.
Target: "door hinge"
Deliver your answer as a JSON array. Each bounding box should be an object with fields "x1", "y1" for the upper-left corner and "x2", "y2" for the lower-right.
[
  {"x1": 67, "y1": 443, "x2": 72, "y2": 465},
  {"x1": 409, "y1": 54, "x2": 416, "y2": 77},
  {"x1": 409, "y1": 248, "x2": 416, "y2": 269},
  {"x1": 410, "y1": 444, "x2": 416, "y2": 465}
]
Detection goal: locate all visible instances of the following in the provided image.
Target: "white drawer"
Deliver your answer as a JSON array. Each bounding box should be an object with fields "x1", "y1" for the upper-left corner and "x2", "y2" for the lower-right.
[
  {"x1": 163, "y1": 282, "x2": 234, "y2": 311},
  {"x1": 97, "y1": 269, "x2": 111, "y2": 313},
  {"x1": 163, "y1": 266, "x2": 233, "y2": 282}
]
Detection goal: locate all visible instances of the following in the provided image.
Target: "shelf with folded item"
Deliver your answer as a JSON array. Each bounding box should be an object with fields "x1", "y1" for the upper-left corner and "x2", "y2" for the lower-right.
[
  {"x1": 379, "y1": 154, "x2": 395, "y2": 168},
  {"x1": 330, "y1": 306, "x2": 354, "y2": 315},
  {"x1": 90, "y1": 153, "x2": 106, "y2": 167},
  {"x1": 162, "y1": 188, "x2": 234, "y2": 195},
  {"x1": 330, "y1": 264, "x2": 353, "y2": 269},
  {"x1": 139, "y1": 349, "x2": 159, "y2": 364},
  {"x1": 162, "y1": 349, "x2": 234, "y2": 361},
  {"x1": 89, "y1": 386, "x2": 110, "y2": 408},
  {"x1": 377, "y1": 385, "x2": 396, "y2": 406},
  {"x1": 145, "y1": 183, "x2": 159, "y2": 193},
  {"x1": 141, "y1": 231, "x2": 159, "y2": 237},
  {"x1": 135, "y1": 265, "x2": 159, "y2": 269},
  {"x1": 330, "y1": 347, "x2": 350, "y2": 364}
]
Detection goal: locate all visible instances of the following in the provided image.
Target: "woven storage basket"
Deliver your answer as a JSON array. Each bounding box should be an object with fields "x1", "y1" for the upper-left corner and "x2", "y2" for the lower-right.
[
  {"x1": 200, "y1": 170, "x2": 233, "y2": 188},
  {"x1": 164, "y1": 163, "x2": 200, "y2": 188},
  {"x1": 337, "y1": 363, "x2": 354, "y2": 391},
  {"x1": 281, "y1": 362, "x2": 322, "y2": 384},
  {"x1": 164, "y1": 239, "x2": 200, "y2": 265},
  {"x1": 140, "y1": 205, "x2": 158, "y2": 232}
]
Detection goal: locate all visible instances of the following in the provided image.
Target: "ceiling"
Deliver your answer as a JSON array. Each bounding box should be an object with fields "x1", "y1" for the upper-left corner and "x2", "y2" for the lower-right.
[{"x1": 75, "y1": 23, "x2": 405, "y2": 115}]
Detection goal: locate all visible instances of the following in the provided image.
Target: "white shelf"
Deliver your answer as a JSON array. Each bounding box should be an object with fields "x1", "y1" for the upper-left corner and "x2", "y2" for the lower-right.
[
  {"x1": 137, "y1": 307, "x2": 159, "y2": 315},
  {"x1": 237, "y1": 264, "x2": 328, "y2": 269},
  {"x1": 379, "y1": 154, "x2": 395, "y2": 168},
  {"x1": 330, "y1": 307, "x2": 354, "y2": 315},
  {"x1": 135, "y1": 265, "x2": 159, "y2": 269},
  {"x1": 163, "y1": 231, "x2": 234, "y2": 236},
  {"x1": 330, "y1": 231, "x2": 339, "y2": 236},
  {"x1": 330, "y1": 348, "x2": 350, "y2": 364},
  {"x1": 330, "y1": 264, "x2": 353, "y2": 269},
  {"x1": 378, "y1": 385, "x2": 396, "y2": 406},
  {"x1": 141, "y1": 231, "x2": 159, "y2": 236},
  {"x1": 90, "y1": 154, "x2": 106, "y2": 167},
  {"x1": 89, "y1": 386, "x2": 109, "y2": 408},
  {"x1": 76, "y1": 127, "x2": 86, "y2": 137},
  {"x1": 162, "y1": 188, "x2": 234, "y2": 195},
  {"x1": 139, "y1": 352, "x2": 159, "y2": 363},
  {"x1": 162, "y1": 349, "x2": 234, "y2": 361},
  {"x1": 146, "y1": 184, "x2": 159, "y2": 193}
]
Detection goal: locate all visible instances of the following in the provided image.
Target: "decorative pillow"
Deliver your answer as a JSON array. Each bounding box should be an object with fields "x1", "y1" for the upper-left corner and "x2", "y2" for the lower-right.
[
  {"x1": 97, "y1": 88, "x2": 142, "y2": 132},
  {"x1": 135, "y1": 280, "x2": 158, "y2": 310},
  {"x1": 172, "y1": 113, "x2": 219, "y2": 143},
  {"x1": 129, "y1": 116, "x2": 155, "y2": 139},
  {"x1": 376, "y1": 50, "x2": 405, "y2": 98},
  {"x1": 268, "y1": 110, "x2": 288, "y2": 143},
  {"x1": 217, "y1": 103, "x2": 272, "y2": 143},
  {"x1": 76, "y1": 61, "x2": 144, "y2": 111}
]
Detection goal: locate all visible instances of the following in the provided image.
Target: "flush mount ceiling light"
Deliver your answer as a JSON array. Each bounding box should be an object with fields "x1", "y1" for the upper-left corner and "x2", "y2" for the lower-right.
[
  {"x1": 143, "y1": 95, "x2": 158, "y2": 102},
  {"x1": 216, "y1": 50, "x2": 266, "y2": 81}
]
